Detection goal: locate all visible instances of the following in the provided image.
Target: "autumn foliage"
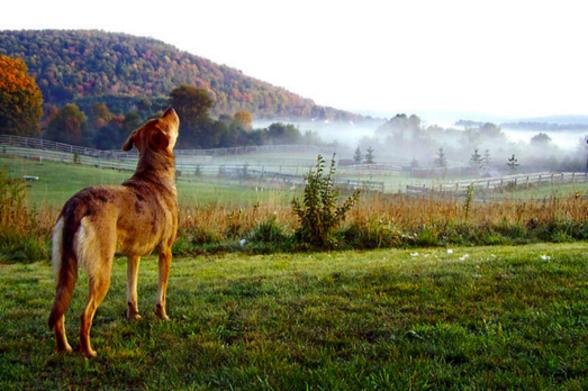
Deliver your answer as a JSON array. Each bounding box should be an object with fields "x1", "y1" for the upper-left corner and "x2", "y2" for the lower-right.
[{"x1": 0, "y1": 55, "x2": 43, "y2": 136}]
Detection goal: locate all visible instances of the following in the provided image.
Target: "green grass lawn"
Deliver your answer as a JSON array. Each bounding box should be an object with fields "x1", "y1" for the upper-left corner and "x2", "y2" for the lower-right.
[
  {"x1": 1, "y1": 243, "x2": 586, "y2": 389},
  {"x1": 0, "y1": 157, "x2": 294, "y2": 208}
]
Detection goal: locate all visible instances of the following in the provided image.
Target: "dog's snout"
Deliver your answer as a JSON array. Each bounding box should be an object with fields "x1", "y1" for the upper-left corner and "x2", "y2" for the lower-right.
[{"x1": 163, "y1": 107, "x2": 177, "y2": 118}]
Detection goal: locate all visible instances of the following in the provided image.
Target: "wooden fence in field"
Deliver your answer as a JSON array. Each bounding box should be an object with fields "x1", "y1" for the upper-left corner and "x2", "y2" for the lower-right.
[
  {"x1": 407, "y1": 171, "x2": 588, "y2": 196},
  {"x1": 0, "y1": 135, "x2": 384, "y2": 192},
  {"x1": 0, "y1": 135, "x2": 336, "y2": 158}
]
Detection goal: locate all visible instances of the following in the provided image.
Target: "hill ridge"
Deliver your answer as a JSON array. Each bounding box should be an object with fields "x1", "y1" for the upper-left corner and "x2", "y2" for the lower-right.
[{"x1": 0, "y1": 29, "x2": 359, "y2": 120}]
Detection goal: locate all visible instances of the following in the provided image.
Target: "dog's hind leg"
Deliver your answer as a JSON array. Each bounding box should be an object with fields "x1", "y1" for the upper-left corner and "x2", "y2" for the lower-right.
[
  {"x1": 154, "y1": 246, "x2": 172, "y2": 320},
  {"x1": 76, "y1": 217, "x2": 115, "y2": 358},
  {"x1": 126, "y1": 255, "x2": 142, "y2": 320},
  {"x1": 53, "y1": 315, "x2": 73, "y2": 353},
  {"x1": 79, "y1": 271, "x2": 111, "y2": 358}
]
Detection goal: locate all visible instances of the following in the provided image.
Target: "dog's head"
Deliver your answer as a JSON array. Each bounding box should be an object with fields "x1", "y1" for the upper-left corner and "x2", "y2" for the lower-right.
[{"x1": 122, "y1": 108, "x2": 180, "y2": 155}]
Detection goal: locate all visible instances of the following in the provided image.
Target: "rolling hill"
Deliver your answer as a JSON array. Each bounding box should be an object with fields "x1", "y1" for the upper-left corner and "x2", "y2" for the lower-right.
[{"x1": 0, "y1": 30, "x2": 359, "y2": 120}]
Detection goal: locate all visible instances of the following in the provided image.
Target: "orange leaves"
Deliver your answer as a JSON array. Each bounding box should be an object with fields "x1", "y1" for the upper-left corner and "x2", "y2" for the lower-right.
[{"x1": 0, "y1": 54, "x2": 43, "y2": 136}]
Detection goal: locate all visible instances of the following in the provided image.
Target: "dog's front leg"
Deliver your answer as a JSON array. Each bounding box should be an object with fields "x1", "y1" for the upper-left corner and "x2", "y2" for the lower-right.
[
  {"x1": 155, "y1": 247, "x2": 171, "y2": 320},
  {"x1": 127, "y1": 255, "x2": 142, "y2": 320}
]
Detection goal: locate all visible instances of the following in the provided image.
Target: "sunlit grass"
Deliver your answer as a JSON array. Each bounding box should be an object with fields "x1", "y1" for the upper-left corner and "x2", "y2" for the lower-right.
[{"x1": 0, "y1": 243, "x2": 586, "y2": 389}]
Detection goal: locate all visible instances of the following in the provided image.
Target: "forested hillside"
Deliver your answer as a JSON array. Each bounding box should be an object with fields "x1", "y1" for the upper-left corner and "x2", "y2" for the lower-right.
[{"x1": 0, "y1": 30, "x2": 357, "y2": 120}]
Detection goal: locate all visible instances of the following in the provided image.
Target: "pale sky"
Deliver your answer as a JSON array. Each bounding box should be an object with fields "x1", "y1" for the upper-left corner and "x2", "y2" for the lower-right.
[{"x1": 3, "y1": 0, "x2": 588, "y2": 119}]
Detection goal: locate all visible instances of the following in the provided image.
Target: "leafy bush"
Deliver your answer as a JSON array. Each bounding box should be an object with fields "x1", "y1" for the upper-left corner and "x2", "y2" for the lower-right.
[{"x1": 292, "y1": 155, "x2": 359, "y2": 249}]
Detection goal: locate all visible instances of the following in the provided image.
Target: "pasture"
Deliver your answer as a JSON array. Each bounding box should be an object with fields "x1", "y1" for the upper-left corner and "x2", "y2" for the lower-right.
[
  {"x1": 0, "y1": 157, "x2": 295, "y2": 208},
  {"x1": 0, "y1": 243, "x2": 586, "y2": 389}
]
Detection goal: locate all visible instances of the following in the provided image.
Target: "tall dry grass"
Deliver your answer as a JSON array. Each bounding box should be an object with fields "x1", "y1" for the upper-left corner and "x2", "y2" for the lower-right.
[{"x1": 3, "y1": 186, "x2": 588, "y2": 261}]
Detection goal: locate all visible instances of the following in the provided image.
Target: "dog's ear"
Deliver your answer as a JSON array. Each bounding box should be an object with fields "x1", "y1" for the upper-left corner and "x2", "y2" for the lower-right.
[
  {"x1": 122, "y1": 129, "x2": 137, "y2": 151},
  {"x1": 149, "y1": 128, "x2": 170, "y2": 151}
]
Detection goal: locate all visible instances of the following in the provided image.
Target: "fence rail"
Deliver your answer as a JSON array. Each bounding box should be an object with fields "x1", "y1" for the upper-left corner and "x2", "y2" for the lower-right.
[
  {"x1": 407, "y1": 171, "x2": 588, "y2": 196},
  {"x1": 0, "y1": 135, "x2": 336, "y2": 158},
  {"x1": 0, "y1": 139, "x2": 385, "y2": 192}
]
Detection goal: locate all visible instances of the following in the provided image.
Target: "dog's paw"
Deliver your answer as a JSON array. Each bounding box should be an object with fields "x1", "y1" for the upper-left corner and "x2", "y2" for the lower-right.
[
  {"x1": 78, "y1": 344, "x2": 97, "y2": 358},
  {"x1": 127, "y1": 309, "x2": 142, "y2": 321},
  {"x1": 154, "y1": 304, "x2": 170, "y2": 321},
  {"x1": 55, "y1": 344, "x2": 73, "y2": 354}
]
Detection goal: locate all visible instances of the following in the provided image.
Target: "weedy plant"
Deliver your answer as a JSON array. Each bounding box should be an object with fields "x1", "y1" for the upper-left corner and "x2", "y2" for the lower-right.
[
  {"x1": 463, "y1": 184, "x2": 474, "y2": 221},
  {"x1": 0, "y1": 169, "x2": 48, "y2": 262},
  {"x1": 292, "y1": 154, "x2": 360, "y2": 248}
]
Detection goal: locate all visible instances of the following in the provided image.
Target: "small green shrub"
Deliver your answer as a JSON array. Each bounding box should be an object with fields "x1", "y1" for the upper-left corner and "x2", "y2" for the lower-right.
[
  {"x1": 247, "y1": 216, "x2": 287, "y2": 244},
  {"x1": 0, "y1": 232, "x2": 48, "y2": 263},
  {"x1": 292, "y1": 155, "x2": 359, "y2": 249},
  {"x1": 415, "y1": 226, "x2": 440, "y2": 247},
  {"x1": 72, "y1": 152, "x2": 81, "y2": 164},
  {"x1": 342, "y1": 218, "x2": 402, "y2": 249}
]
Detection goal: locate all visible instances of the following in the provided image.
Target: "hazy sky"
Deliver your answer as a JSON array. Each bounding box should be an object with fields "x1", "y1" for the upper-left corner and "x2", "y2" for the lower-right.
[{"x1": 3, "y1": 0, "x2": 588, "y2": 119}]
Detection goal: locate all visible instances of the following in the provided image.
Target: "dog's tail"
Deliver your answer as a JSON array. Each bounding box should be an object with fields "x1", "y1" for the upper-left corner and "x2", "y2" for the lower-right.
[{"x1": 48, "y1": 204, "x2": 83, "y2": 330}]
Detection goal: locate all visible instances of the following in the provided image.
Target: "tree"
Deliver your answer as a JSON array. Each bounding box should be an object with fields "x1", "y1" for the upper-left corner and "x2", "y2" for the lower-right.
[
  {"x1": 353, "y1": 147, "x2": 362, "y2": 164},
  {"x1": 44, "y1": 103, "x2": 87, "y2": 145},
  {"x1": 0, "y1": 55, "x2": 43, "y2": 136},
  {"x1": 233, "y1": 110, "x2": 253, "y2": 130},
  {"x1": 169, "y1": 85, "x2": 214, "y2": 147},
  {"x1": 88, "y1": 103, "x2": 113, "y2": 130},
  {"x1": 482, "y1": 149, "x2": 491, "y2": 169},
  {"x1": 434, "y1": 147, "x2": 447, "y2": 168},
  {"x1": 507, "y1": 154, "x2": 519, "y2": 173},
  {"x1": 169, "y1": 85, "x2": 214, "y2": 125},
  {"x1": 530, "y1": 132, "x2": 552, "y2": 145},
  {"x1": 365, "y1": 147, "x2": 375, "y2": 164},
  {"x1": 266, "y1": 123, "x2": 301, "y2": 144},
  {"x1": 470, "y1": 149, "x2": 483, "y2": 169}
]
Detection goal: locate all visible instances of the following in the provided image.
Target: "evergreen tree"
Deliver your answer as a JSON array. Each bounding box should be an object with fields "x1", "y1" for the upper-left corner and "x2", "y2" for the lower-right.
[
  {"x1": 434, "y1": 147, "x2": 447, "y2": 168},
  {"x1": 365, "y1": 147, "x2": 375, "y2": 164},
  {"x1": 353, "y1": 147, "x2": 362, "y2": 164},
  {"x1": 470, "y1": 149, "x2": 483, "y2": 168},
  {"x1": 482, "y1": 149, "x2": 491, "y2": 169},
  {"x1": 507, "y1": 154, "x2": 519, "y2": 173}
]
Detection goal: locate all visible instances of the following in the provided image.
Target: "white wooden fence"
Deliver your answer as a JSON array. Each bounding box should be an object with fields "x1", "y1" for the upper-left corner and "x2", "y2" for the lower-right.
[
  {"x1": 0, "y1": 135, "x2": 384, "y2": 192},
  {"x1": 407, "y1": 171, "x2": 588, "y2": 196}
]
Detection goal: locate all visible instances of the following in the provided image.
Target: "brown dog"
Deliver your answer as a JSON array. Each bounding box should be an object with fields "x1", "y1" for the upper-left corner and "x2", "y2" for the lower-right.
[{"x1": 48, "y1": 108, "x2": 180, "y2": 357}]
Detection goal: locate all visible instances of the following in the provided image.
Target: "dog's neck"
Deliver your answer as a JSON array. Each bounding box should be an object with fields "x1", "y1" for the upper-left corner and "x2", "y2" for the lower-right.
[{"x1": 128, "y1": 150, "x2": 177, "y2": 194}]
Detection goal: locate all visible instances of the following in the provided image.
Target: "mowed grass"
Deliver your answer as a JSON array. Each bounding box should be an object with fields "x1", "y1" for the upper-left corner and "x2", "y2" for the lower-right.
[
  {"x1": 0, "y1": 157, "x2": 294, "y2": 208},
  {"x1": 0, "y1": 243, "x2": 586, "y2": 389}
]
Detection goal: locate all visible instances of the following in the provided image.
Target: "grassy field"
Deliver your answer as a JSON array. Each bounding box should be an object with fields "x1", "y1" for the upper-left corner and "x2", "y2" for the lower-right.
[
  {"x1": 0, "y1": 157, "x2": 294, "y2": 208},
  {"x1": 0, "y1": 243, "x2": 586, "y2": 389}
]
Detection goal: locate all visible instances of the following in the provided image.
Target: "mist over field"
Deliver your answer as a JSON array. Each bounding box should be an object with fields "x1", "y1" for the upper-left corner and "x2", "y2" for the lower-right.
[{"x1": 255, "y1": 113, "x2": 588, "y2": 173}]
